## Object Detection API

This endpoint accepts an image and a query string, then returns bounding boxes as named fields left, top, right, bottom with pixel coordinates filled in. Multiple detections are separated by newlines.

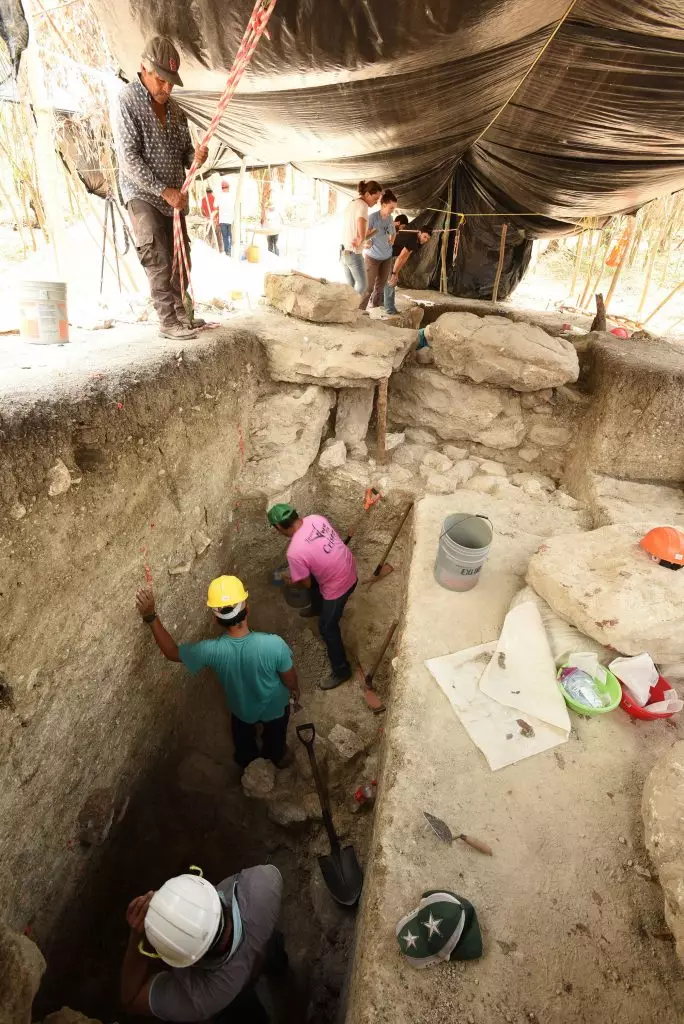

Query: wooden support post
left=492, top=222, right=508, bottom=302
left=439, top=178, right=453, bottom=294
left=569, top=225, right=586, bottom=300
left=642, top=279, right=684, bottom=327
left=604, top=217, right=635, bottom=313
left=233, top=155, right=247, bottom=260
left=376, top=377, right=389, bottom=465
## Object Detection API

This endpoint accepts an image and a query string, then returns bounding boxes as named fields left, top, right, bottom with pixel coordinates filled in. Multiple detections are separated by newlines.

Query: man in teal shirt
left=135, top=575, right=300, bottom=769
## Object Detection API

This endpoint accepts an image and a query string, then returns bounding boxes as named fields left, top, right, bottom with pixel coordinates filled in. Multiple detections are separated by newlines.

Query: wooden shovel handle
left=459, top=834, right=493, bottom=856
left=372, top=503, right=413, bottom=576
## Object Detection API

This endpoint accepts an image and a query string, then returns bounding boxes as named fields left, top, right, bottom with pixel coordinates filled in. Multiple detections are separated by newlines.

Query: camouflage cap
left=142, top=36, right=183, bottom=87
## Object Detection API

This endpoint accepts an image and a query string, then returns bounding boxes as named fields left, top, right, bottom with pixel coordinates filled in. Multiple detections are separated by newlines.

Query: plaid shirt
left=115, top=76, right=194, bottom=217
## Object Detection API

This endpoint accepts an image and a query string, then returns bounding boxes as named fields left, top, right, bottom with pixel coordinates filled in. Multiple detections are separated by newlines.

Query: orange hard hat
left=640, top=526, right=684, bottom=569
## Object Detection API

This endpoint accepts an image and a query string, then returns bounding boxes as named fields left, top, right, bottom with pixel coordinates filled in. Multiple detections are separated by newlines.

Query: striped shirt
left=115, top=76, right=194, bottom=216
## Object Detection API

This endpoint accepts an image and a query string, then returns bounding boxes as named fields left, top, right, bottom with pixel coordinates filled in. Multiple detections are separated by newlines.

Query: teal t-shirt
left=179, top=631, right=292, bottom=724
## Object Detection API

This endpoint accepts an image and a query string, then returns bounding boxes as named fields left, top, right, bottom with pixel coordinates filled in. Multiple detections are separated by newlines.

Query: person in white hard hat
left=121, top=864, right=285, bottom=1021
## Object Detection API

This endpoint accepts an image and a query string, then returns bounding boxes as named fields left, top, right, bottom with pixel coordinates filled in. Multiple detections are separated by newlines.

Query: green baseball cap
left=267, top=503, right=296, bottom=526
left=396, top=891, right=482, bottom=968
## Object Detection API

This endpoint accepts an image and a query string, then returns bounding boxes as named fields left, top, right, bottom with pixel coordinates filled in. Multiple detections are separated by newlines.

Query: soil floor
left=32, top=476, right=412, bottom=1024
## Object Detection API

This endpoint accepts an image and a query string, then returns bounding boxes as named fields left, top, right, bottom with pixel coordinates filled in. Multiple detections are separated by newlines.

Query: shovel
left=363, top=502, right=413, bottom=586
left=357, top=619, right=398, bottom=713
left=296, top=723, right=364, bottom=906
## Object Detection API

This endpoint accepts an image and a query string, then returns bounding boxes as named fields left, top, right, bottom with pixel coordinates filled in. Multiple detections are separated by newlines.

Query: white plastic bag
left=609, top=653, right=658, bottom=707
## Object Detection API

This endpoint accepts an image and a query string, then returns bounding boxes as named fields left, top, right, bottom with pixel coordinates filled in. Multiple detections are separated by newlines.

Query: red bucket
left=619, top=675, right=676, bottom=720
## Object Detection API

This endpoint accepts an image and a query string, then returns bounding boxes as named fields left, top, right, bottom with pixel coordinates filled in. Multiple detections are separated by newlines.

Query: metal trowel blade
left=423, top=811, right=453, bottom=844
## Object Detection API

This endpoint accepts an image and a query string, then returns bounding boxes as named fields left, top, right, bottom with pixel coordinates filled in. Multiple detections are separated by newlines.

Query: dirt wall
left=0, top=335, right=273, bottom=937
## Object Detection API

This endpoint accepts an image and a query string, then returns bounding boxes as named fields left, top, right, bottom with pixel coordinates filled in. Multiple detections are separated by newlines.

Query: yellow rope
left=468, top=0, right=581, bottom=151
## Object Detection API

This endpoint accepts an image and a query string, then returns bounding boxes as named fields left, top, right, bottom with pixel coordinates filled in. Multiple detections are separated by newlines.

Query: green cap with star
left=395, top=891, right=482, bottom=968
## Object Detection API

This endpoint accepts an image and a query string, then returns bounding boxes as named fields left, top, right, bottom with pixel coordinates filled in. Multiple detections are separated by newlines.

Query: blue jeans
left=220, top=222, right=232, bottom=256
left=341, top=250, right=366, bottom=294
left=384, top=282, right=398, bottom=314
left=310, top=577, right=357, bottom=678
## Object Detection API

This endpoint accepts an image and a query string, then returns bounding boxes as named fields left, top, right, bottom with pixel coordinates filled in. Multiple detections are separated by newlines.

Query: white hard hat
left=144, top=872, right=223, bottom=967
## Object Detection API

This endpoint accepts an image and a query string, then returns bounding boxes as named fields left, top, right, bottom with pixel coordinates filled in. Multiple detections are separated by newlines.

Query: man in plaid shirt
left=115, top=37, right=208, bottom=340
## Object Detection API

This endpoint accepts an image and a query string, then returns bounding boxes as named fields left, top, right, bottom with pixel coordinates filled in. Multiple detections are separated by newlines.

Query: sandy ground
left=347, top=492, right=684, bottom=1024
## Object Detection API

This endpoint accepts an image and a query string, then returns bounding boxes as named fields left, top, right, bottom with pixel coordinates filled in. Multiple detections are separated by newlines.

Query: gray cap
left=142, top=36, right=183, bottom=87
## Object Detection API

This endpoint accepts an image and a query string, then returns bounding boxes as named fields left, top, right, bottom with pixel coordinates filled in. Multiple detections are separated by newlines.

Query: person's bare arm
left=282, top=572, right=311, bottom=589
left=389, top=246, right=412, bottom=285
left=352, top=215, right=367, bottom=248
left=120, top=892, right=157, bottom=1016
left=279, top=666, right=300, bottom=701
left=136, top=587, right=181, bottom=662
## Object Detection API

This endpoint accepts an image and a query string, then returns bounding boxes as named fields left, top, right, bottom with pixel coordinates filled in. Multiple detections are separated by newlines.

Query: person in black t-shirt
left=385, top=227, right=432, bottom=314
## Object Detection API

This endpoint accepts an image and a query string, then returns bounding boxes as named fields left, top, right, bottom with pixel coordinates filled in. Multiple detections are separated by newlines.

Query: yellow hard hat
left=207, top=575, right=248, bottom=609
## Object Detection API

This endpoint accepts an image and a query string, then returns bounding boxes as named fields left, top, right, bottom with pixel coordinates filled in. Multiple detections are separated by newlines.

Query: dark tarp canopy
left=29, top=0, right=684, bottom=295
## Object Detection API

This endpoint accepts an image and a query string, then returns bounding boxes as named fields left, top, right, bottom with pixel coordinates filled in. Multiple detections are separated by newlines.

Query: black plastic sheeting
left=0, top=0, right=28, bottom=77
left=67, top=1, right=684, bottom=296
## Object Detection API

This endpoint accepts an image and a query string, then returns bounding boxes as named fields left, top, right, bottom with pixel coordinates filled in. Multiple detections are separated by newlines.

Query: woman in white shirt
left=340, top=180, right=382, bottom=294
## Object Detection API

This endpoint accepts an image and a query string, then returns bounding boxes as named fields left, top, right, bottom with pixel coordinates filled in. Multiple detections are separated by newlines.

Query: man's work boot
left=175, top=305, right=206, bottom=329
left=319, top=669, right=352, bottom=691
left=159, top=322, right=199, bottom=341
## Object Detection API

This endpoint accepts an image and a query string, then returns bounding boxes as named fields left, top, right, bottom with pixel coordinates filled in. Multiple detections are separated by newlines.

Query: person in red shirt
left=200, top=186, right=218, bottom=222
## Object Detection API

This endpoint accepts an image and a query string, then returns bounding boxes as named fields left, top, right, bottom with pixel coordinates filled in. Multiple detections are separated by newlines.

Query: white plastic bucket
left=19, top=280, right=69, bottom=344
left=434, top=513, right=493, bottom=592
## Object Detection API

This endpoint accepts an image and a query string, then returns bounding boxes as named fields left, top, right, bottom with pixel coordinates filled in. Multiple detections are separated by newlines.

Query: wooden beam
left=376, top=378, right=389, bottom=464
left=491, top=223, right=508, bottom=302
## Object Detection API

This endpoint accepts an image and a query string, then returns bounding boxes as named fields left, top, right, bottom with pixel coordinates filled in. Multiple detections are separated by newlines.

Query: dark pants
left=127, top=199, right=191, bottom=328
left=359, top=256, right=392, bottom=310
left=214, top=987, right=269, bottom=1024
left=220, top=222, right=232, bottom=256
left=310, top=578, right=357, bottom=679
left=231, top=705, right=290, bottom=769
left=267, top=234, right=279, bottom=255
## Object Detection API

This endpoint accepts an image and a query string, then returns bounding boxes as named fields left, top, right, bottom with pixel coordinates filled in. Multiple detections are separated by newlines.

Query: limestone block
left=442, top=445, right=469, bottom=462
left=427, top=312, right=579, bottom=392
left=319, top=439, right=347, bottom=469
left=421, top=451, right=453, bottom=475
left=349, top=441, right=368, bottom=460
left=423, top=470, right=458, bottom=495
left=479, top=460, right=507, bottom=477
left=255, top=308, right=415, bottom=388
left=335, top=387, right=374, bottom=444
left=404, top=427, right=439, bottom=445
left=0, top=922, right=45, bottom=1024
left=264, top=272, right=360, bottom=323
left=268, top=801, right=308, bottom=827
left=241, top=758, right=276, bottom=799
left=643, top=741, right=684, bottom=966
left=527, top=522, right=684, bottom=661
left=385, top=432, right=405, bottom=451
left=384, top=306, right=425, bottom=329
left=451, top=459, right=479, bottom=485
left=527, top=421, right=572, bottom=448
left=393, top=443, right=430, bottom=470
left=240, top=385, right=334, bottom=496
left=467, top=474, right=511, bottom=495
left=390, top=368, right=525, bottom=449
left=518, top=446, right=540, bottom=463
left=510, top=472, right=556, bottom=493
left=328, top=724, right=364, bottom=761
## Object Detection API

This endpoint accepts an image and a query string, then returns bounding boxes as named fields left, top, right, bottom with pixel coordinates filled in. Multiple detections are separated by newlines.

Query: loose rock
left=385, top=432, right=405, bottom=451
left=349, top=440, right=368, bottom=460
left=47, top=459, right=72, bottom=497
left=510, top=472, right=556, bottom=493
left=328, top=723, right=365, bottom=761
left=264, top=272, right=360, bottom=323
left=168, top=548, right=193, bottom=575
left=9, top=503, right=27, bottom=520
left=190, top=529, right=212, bottom=556
left=479, top=460, right=508, bottom=477
left=518, top=446, right=541, bottom=463
left=319, top=439, right=347, bottom=469
left=404, top=427, right=440, bottom=445
left=268, top=801, right=308, bottom=827
left=241, top=758, right=276, bottom=799
left=442, top=445, right=469, bottom=462
left=468, top=475, right=511, bottom=495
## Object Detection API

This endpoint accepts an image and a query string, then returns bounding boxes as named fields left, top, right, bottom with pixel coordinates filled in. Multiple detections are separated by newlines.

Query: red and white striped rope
left=172, top=0, right=277, bottom=300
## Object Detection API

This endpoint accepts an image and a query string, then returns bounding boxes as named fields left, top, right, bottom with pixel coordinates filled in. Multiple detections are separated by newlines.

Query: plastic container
left=557, top=663, right=622, bottom=717
left=283, top=584, right=311, bottom=609
left=620, top=675, right=677, bottom=721
left=246, top=244, right=261, bottom=263
left=19, top=280, right=69, bottom=344
left=434, top=513, right=492, bottom=592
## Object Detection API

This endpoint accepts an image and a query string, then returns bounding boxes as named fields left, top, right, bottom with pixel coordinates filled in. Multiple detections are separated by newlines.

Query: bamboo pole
left=578, top=227, right=602, bottom=309
left=376, top=377, right=389, bottom=465
left=491, top=222, right=508, bottom=302
left=604, top=218, right=635, bottom=313
left=637, top=214, right=668, bottom=316
left=642, top=279, right=684, bottom=326
left=233, top=155, right=247, bottom=259
left=439, top=178, right=453, bottom=294
left=569, top=224, right=586, bottom=299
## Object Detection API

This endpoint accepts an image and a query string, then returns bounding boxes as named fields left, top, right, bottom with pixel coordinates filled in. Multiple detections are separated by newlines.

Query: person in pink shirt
left=268, top=503, right=357, bottom=690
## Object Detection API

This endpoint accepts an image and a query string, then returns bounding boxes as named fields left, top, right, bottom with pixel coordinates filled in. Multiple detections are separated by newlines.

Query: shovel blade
left=318, top=845, right=364, bottom=906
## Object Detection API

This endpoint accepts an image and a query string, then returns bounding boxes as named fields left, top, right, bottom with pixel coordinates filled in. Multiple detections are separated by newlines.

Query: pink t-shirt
left=287, top=515, right=357, bottom=600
